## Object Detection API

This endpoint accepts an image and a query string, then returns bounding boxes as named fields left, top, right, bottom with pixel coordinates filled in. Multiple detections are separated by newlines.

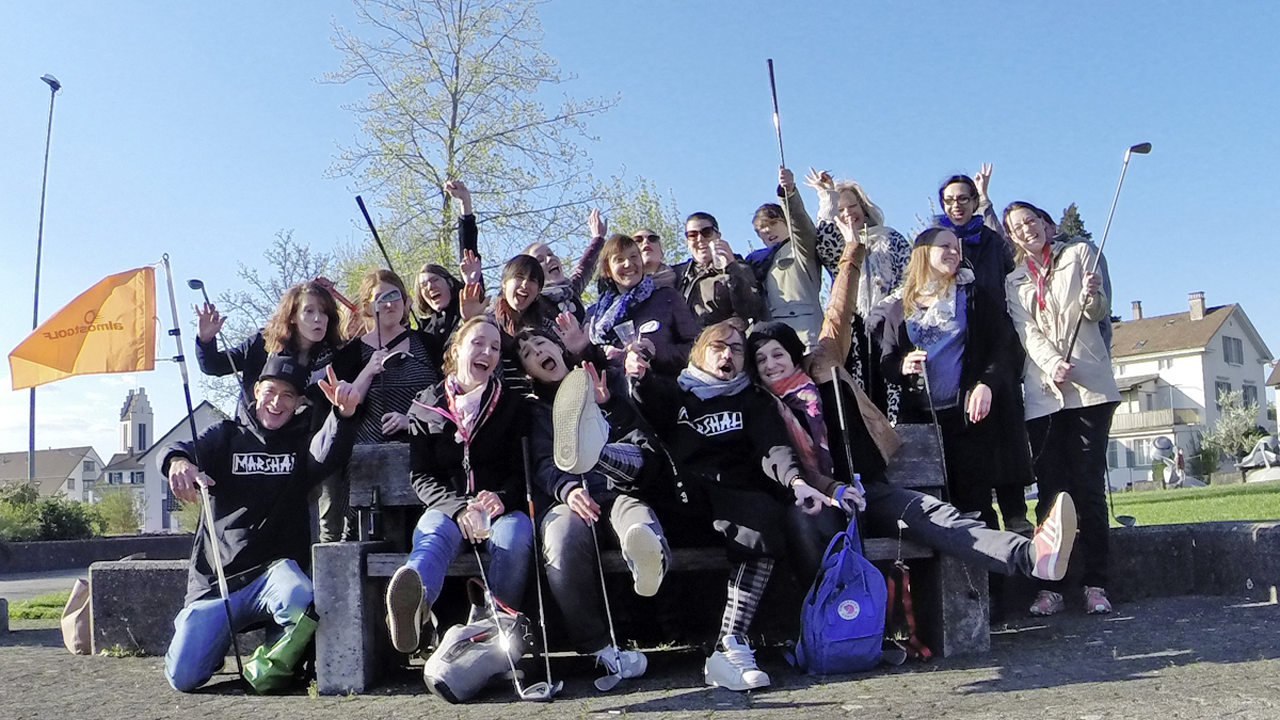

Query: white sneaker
left=704, top=635, right=770, bottom=691
left=622, top=523, right=666, bottom=597
left=595, top=645, right=648, bottom=679
left=553, top=367, right=609, bottom=474
left=386, top=566, right=430, bottom=654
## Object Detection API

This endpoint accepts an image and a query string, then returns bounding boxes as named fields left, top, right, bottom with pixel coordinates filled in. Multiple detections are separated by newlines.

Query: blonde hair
left=443, top=316, right=501, bottom=377
left=899, top=228, right=955, bottom=317
left=833, top=180, right=885, bottom=227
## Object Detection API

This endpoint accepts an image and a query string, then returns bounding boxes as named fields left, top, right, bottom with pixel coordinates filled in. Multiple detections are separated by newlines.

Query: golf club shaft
left=919, top=359, right=951, bottom=504
left=1063, top=150, right=1135, bottom=359
left=829, top=369, right=866, bottom=554
left=355, top=195, right=398, bottom=275
left=587, top=484, right=620, bottom=651
left=521, top=438, right=556, bottom=689
left=194, top=284, right=247, bottom=408
left=471, top=543, right=528, bottom=694
left=162, top=256, right=244, bottom=678
left=765, top=58, right=796, bottom=259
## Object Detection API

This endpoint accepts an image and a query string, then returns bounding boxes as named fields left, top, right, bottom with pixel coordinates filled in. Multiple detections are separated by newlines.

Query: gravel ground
left=4, top=594, right=1279, bottom=720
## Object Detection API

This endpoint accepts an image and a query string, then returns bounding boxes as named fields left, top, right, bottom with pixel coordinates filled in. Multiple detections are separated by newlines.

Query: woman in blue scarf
left=585, top=234, right=701, bottom=377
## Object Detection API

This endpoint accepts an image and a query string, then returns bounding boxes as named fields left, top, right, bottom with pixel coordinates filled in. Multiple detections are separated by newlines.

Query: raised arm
left=569, top=209, right=607, bottom=296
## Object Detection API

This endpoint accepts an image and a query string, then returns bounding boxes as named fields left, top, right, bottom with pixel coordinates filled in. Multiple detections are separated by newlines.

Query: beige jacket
left=1006, top=240, right=1120, bottom=420
left=805, top=241, right=901, bottom=469
left=763, top=188, right=823, bottom=350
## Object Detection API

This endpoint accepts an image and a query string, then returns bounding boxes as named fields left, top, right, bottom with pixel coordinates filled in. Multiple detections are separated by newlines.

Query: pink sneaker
left=1030, top=493, right=1077, bottom=581
left=1029, top=590, right=1064, bottom=616
left=1084, top=586, right=1112, bottom=614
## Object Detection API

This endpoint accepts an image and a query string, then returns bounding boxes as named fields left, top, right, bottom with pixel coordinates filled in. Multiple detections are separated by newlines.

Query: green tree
left=1204, top=389, right=1267, bottom=462
left=95, top=488, right=143, bottom=536
left=1058, top=203, right=1092, bottom=240
left=327, top=0, right=618, bottom=273
left=199, top=230, right=333, bottom=410
left=171, top=500, right=202, bottom=534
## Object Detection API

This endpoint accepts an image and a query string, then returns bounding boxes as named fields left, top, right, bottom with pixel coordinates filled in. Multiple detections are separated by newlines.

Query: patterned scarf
left=1024, top=243, right=1054, bottom=311
left=586, top=275, right=655, bottom=346
left=937, top=213, right=986, bottom=246
left=767, top=370, right=833, bottom=480
left=677, top=363, right=750, bottom=400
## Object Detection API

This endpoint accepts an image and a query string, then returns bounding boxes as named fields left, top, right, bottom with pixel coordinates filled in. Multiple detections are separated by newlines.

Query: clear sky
left=2, top=1, right=1277, bottom=464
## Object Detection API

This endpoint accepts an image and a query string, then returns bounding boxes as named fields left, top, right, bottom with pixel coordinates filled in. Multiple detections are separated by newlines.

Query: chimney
left=1189, top=291, right=1206, bottom=321
left=1131, top=301, right=1143, bottom=320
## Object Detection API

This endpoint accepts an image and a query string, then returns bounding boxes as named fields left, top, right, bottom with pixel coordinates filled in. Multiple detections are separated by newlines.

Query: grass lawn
left=1108, top=480, right=1280, bottom=526
left=8, top=589, right=71, bottom=620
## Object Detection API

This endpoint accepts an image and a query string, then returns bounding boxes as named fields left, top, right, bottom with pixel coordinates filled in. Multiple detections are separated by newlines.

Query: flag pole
left=160, top=254, right=245, bottom=680
left=29, top=74, right=62, bottom=481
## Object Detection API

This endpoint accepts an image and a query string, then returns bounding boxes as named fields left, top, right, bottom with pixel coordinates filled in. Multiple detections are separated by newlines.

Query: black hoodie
left=160, top=404, right=357, bottom=605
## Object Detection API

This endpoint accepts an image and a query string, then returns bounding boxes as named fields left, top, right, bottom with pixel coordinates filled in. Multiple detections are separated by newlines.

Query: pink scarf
left=768, top=371, right=834, bottom=482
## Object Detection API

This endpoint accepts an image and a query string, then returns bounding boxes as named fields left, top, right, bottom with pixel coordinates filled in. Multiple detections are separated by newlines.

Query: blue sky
left=2, top=1, right=1277, bottom=463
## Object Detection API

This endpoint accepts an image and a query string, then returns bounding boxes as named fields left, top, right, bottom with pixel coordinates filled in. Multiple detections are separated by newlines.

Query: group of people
left=162, top=164, right=1121, bottom=695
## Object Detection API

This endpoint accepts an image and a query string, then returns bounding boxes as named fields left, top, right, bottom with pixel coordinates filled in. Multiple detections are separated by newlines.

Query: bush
left=0, top=482, right=101, bottom=541
left=96, top=487, right=143, bottom=535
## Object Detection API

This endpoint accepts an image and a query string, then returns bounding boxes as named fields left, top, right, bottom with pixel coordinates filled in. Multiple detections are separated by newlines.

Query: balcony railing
left=1110, top=407, right=1201, bottom=432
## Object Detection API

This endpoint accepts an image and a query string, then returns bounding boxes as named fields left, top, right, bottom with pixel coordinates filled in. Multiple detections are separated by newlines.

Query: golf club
left=829, top=368, right=866, bottom=554
left=355, top=195, right=398, bottom=275
left=163, top=257, right=245, bottom=682
left=469, top=544, right=557, bottom=702
left=187, top=279, right=246, bottom=405
left=521, top=438, right=563, bottom=699
left=917, top=355, right=951, bottom=504
left=1063, top=142, right=1152, bottom=359
left=586, top=483, right=624, bottom=692
left=765, top=59, right=796, bottom=256
left=1106, top=479, right=1137, bottom=528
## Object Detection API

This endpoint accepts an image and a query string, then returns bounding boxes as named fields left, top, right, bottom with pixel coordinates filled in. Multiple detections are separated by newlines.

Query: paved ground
left=4, top=593, right=1279, bottom=719
left=0, top=568, right=86, bottom=601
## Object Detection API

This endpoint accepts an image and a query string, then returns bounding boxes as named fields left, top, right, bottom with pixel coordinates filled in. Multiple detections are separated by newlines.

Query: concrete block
left=1109, top=525, right=1197, bottom=602
left=90, top=559, right=188, bottom=656
left=314, top=541, right=390, bottom=695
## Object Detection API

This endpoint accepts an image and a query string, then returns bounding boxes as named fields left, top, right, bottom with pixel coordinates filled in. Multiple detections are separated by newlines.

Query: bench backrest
left=347, top=423, right=945, bottom=510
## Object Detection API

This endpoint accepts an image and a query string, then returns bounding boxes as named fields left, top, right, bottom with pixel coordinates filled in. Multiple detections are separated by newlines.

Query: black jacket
left=671, top=258, right=767, bottom=327
left=961, top=225, right=1015, bottom=308
left=160, top=406, right=358, bottom=605
left=405, top=378, right=529, bottom=521
left=589, top=285, right=701, bottom=377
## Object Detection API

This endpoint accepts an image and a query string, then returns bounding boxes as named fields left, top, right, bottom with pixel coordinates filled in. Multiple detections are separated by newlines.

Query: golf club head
left=1129, top=142, right=1153, bottom=154
left=594, top=672, right=623, bottom=692
left=41, top=74, right=61, bottom=92
left=1117, top=515, right=1138, bottom=527
left=381, top=351, right=412, bottom=371
left=519, top=680, right=562, bottom=702
left=187, top=279, right=205, bottom=290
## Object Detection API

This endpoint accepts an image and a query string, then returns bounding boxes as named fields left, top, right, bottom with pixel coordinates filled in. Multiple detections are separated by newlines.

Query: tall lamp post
left=29, top=74, right=62, bottom=481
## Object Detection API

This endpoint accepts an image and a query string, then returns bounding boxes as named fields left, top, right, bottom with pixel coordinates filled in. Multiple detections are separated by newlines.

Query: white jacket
left=1006, top=240, right=1120, bottom=420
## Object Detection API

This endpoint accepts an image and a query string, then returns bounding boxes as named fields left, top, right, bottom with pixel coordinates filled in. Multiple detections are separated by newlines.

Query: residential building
left=1107, top=292, right=1273, bottom=488
left=0, top=446, right=104, bottom=502
left=101, top=388, right=227, bottom=532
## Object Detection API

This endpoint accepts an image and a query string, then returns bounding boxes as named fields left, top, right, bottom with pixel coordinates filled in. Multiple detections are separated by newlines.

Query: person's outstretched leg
left=541, top=504, right=610, bottom=653
left=610, top=493, right=669, bottom=597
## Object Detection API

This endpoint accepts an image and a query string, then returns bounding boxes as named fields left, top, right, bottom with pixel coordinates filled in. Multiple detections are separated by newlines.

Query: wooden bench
left=313, top=424, right=989, bottom=695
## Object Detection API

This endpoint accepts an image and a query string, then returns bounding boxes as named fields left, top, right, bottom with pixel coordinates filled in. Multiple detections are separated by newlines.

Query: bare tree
left=327, top=0, right=617, bottom=275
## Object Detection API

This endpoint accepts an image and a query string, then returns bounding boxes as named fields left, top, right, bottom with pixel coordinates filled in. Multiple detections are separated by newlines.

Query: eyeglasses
left=685, top=226, right=718, bottom=241
left=373, top=289, right=403, bottom=305
left=708, top=340, right=744, bottom=356
left=633, top=234, right=660, bottom=243
left=1010, top=217, right=1041, bottom=236
left=941, top=195, right=974, bottom=207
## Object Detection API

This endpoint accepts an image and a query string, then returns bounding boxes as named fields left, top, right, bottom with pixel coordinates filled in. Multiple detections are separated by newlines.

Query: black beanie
left=746, top=321, right=806, bottom=379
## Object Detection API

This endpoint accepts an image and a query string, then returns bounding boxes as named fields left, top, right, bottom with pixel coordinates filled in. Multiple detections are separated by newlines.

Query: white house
left=1106, top=292, right=1273, bottom=488
left=100, top=388, right=226, bottom=532
left=0, top=446, right=104, bottom=502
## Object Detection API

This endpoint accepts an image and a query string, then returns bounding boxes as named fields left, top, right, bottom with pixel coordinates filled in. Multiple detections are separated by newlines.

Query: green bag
left=242, top=612, right=318, bottom=694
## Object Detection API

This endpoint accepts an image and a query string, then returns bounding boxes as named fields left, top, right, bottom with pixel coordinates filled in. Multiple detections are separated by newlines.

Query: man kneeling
left=161, top=356, right=361, bottom=692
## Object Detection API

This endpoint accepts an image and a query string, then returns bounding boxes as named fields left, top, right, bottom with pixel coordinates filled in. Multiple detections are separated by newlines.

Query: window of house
left=83, top=460, right=95, bottom=473
left=109, top=472, right=122, bottom=485
left=1243, top=383, right=1259, bottom=409
left=1223, top=336, right=1244, bottom=365
left=138, top=424, right=148, bottom=451
left=1107, top=440, right=1126, bottom=468
left=1131, top=438, right=1153, bottom=466
left=67, top=478, right=76, bottom=491
left=1216, top=380, right=1233, bottom=409
left=1116, top=364, right=1126, bottom=375
left=1157, top=358, right=1173, bottom=370
left=130, top=471, right=145, bottom=484
left=166, top=485, right=181, bottom=512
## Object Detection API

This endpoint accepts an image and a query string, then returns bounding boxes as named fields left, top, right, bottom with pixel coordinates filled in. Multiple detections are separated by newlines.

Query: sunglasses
left=373, top=289, right=403, bottom=305
left=633, top=233, right=661, bottom=243
left=684, top=227, right=718, bottom=240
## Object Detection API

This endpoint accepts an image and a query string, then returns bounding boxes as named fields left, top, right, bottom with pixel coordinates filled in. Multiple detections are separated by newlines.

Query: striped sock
left=595, top=443, right=645, bottom=486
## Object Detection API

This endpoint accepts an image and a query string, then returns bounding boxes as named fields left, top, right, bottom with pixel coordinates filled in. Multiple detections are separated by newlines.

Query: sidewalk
left=0, top=568, right=86, bottom=601
left=4, top=594, right=1279, bottom=720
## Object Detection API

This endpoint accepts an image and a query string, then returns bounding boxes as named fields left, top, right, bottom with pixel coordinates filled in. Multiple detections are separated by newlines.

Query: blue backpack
left=790, top=514, right=887, bottom=674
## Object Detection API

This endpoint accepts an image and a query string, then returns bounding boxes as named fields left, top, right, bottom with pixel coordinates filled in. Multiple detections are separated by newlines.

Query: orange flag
left=9, top=267, right=157, bottom=390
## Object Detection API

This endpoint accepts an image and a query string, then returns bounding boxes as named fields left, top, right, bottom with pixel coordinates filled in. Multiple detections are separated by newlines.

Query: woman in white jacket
left=1003, top=201, right=1120, bottom=618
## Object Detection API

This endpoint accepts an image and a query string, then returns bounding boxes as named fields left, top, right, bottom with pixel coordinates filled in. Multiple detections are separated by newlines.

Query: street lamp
left=29, top=74, right=62, bottom=481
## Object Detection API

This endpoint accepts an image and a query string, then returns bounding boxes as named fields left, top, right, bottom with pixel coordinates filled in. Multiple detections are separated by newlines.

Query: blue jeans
left=406, top=509, right=533, bottom=609
left=164, top=558, right=313, bottom=692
